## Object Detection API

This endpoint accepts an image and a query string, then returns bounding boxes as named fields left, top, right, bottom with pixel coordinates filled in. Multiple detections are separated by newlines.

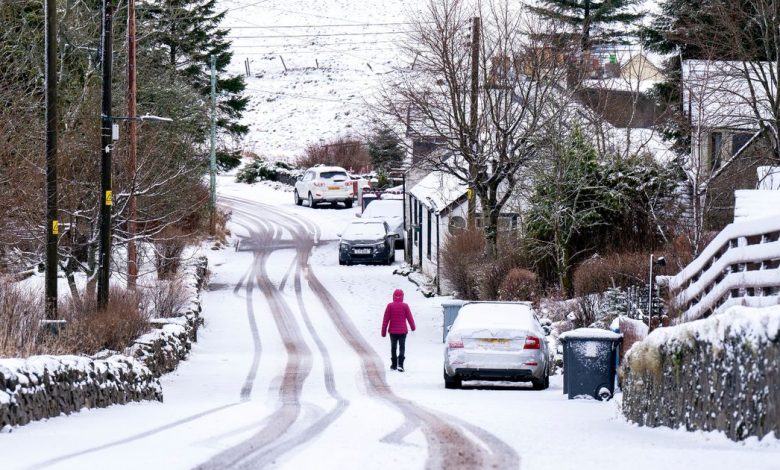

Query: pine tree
left=529, top=0, right=644, bottom=51
left=142, top=0, right=248, bottom=169
left=367, top=126, right=405, bottom=171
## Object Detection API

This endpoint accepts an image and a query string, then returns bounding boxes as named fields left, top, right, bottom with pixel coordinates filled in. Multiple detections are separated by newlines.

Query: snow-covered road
left=2, top=179, right=779, bottom=469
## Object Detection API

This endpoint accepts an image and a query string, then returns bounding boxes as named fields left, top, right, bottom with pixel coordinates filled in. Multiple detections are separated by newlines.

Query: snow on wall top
left=627, top=305, right=780, bottom=358
left=734, top=190, right=780, bottom=222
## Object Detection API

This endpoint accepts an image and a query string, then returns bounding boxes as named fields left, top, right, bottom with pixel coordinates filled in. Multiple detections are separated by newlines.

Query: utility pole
left=467, top=16, right=480, bottom=228
left=127, top=0, right=138, bottom=290
left=97, top=0, right=114, bottom=309
left=209, top=55, right=217, bottom=234
left=44, top=0, right=58, bottom=319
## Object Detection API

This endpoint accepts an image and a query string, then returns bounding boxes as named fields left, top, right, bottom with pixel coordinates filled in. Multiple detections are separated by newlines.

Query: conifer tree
left=367, top=126, right=405, bottom=171
left=142, top=0, right=248, bottom=169
left=529, top=0, right=644, bottom=51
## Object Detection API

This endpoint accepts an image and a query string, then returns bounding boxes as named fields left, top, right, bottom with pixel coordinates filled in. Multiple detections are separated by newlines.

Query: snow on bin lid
left=559, top=328, right=623, bottom=341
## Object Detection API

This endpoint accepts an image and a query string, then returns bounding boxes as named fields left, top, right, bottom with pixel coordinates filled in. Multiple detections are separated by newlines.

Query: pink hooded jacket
left=382, top=289, right=416, bottom=337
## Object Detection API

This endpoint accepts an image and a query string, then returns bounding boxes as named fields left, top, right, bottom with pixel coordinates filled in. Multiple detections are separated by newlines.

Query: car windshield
left=342, top=222, right=386, bottom=239
left=363, top=200, right=402, bottom=218
left=319, top=171, right=348, bottom=180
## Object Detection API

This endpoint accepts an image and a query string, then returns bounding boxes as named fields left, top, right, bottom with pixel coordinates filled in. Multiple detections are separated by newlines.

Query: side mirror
left=336, top=233, right=341, bottom=238
left=542, top=325, right=551, bottom=336
left=393, top=233, right=401, bottom=239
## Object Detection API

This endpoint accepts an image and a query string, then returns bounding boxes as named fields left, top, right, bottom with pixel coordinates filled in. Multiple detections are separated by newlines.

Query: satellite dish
left=448, top=216, right=466, bottom=234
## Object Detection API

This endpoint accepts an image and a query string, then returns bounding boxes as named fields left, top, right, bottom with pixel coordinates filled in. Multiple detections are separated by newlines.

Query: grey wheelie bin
left=559, top=328, right=622, bottom=400
left=441, top=300, right=467, bottom=342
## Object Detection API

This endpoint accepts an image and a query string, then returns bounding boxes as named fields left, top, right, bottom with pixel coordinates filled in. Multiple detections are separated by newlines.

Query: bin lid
left=560, top=327, right=623, bottom=342
left=441, top=300, right=467, bottom=308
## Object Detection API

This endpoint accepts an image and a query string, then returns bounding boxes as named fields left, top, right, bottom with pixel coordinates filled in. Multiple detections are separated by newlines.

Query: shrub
left=478, top=245, right=525, bottom=300
left=0, top=280, right=43, bottom=357
left=297, top=136, right=371, bottom=171
left=146, top=278, right=189, bottom=318
left=498, top=268, right=539, bottom=302
left=573, top=252, right=649, bottom=297
left=46, top=288, right=150, bottom=355
left=153, top=228, right=189, bottom=279
left=236, top=157, right=299, bottom=184
left=441, top=229, right=484, bottom=300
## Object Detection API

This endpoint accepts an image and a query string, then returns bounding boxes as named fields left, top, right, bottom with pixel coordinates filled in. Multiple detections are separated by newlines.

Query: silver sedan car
left=443, top=302, right=551, bottom=390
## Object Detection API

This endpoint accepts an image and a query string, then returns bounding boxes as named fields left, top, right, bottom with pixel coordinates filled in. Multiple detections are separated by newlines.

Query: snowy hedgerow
left=236, top=158, right=299, bottom=185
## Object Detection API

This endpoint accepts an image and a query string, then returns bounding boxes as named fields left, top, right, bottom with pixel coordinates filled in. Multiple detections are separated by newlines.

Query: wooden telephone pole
left=127, top=0, right=138, bottom=289
left=97, top=0, right=114, bottom=309
left=44, top=0, right=58, bottom=318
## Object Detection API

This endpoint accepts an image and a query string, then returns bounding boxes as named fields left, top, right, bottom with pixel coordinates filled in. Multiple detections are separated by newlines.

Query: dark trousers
left=390, top=333, right=407, bottom=367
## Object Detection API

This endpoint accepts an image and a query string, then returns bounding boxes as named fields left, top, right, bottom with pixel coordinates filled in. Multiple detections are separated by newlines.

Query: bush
left=498, top=268, right=539, bottom=302
left=297, top=136, right=371, bottom=171
left=46, top=288, right=150, bottom=355
left=0, top=280, right=43, bottom=357
left=441, top=229, right=484, bottom=300
left=573, top=252, right=649, bottom=297
left=153, top=228, right=189, bottom=279
left=146, top=279, right=189, bottom=318
left=478, top=245, right=525, bottom=300
left=236, top=157, right=299, bottom=184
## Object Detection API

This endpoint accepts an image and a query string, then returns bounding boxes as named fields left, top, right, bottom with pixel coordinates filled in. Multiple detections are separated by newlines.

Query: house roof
left=408, top=170, right=468, bottom=215
left=682, top=60, right=775, bottom=130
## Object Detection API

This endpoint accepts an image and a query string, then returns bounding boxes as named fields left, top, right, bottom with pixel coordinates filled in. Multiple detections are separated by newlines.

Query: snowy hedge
left=0, top=255, right=208, bottom=428
left=621, top=306, right=780, bottom=441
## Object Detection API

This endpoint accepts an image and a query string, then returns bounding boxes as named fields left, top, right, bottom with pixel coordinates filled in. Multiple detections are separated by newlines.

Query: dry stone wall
left=621, top=306, right=780, bottom=441
left=0, top=255, right=208, bottom=429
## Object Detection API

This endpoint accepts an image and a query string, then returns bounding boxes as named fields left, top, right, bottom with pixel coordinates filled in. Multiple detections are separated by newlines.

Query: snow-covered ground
left=2, top=178, right=778, bottom=469
left=221, top=0, right=422, bottom=159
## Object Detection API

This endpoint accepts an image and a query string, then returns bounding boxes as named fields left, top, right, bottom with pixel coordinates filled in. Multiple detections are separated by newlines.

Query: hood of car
left=341, top=236, right=383, bottom=244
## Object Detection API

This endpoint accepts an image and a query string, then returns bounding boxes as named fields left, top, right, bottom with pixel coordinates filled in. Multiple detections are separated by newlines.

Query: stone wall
left=621, top=306, right=780, bottom=441
left=0, top=255, right=208, bottom=429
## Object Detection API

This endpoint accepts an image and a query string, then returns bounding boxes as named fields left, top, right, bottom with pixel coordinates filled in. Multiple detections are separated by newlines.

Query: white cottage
left=406, top=170, right=469, bottom=291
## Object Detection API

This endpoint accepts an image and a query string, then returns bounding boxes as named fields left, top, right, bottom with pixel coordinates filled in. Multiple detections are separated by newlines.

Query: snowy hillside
left=220, top=0, right=425, bottom=160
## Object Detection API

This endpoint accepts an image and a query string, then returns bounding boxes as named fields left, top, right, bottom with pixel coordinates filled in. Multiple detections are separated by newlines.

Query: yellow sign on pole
left=52, top=220, right=59, bottom=235
left=467, top=188, right=474, bottom=200
left=106, top=190, right=113, bottom=206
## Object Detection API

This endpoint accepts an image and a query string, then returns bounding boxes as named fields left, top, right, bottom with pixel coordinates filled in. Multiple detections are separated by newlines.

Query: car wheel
left=308, top=193, right=316, bottom=208
left=344, top=199, right=353, bottom=209
left=444, top=370, right=462, bottom=389
left=390, top=251, right=396, bottom=263
left=294, top=190, right=302, bottom=206
left=339, top=257, right=346, bottom=266
left=532, top=368, right=550, bottom=390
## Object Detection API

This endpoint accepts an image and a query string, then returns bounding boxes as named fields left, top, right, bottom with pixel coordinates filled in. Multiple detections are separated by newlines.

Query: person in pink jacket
left=381, top=289, right=416, bottom=372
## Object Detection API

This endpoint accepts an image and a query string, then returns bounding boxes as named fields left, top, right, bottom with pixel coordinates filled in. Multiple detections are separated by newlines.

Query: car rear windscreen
left=319, top=171, right=348, bottom=180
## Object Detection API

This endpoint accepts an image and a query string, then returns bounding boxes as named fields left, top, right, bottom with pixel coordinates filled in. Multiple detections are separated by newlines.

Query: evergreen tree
left=367, top=126, right=405, bottom=171
left=529, top=0, right=644, bottom=51
left=142, top=0, right=248, bottom=170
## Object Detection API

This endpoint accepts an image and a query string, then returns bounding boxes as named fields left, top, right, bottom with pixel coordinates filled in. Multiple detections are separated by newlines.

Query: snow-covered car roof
left=310, top=166, right=348, bottom=174
left=453, top=302, right=538, bottom=332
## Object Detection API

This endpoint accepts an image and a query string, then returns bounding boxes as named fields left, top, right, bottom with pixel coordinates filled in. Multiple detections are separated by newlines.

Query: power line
left=228, top=22, right=417, bottom=29
left=234, top=48, right=397, bottom=54
left=223, top=0, right=271, bottom=13
left=228, top=31, right=409, bottom=39
left=230, top=40, right=396, bottom=48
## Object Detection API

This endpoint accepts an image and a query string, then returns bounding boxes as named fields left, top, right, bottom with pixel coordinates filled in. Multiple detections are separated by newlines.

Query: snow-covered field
left=221, top=0, right=422, bottom=159
left=2, top=177, right=778, bottom=469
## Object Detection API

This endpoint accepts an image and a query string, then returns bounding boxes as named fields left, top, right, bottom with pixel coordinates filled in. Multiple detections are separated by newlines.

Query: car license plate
left=328, top=186, right=341, bottom=190
left=353, top=248, right=371, bottom=255
left=480, top=338, right=510, bottom=344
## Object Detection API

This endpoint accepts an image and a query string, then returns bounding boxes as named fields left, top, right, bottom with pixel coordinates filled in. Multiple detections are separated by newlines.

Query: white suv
left=294, top=166, right=354, bottom=208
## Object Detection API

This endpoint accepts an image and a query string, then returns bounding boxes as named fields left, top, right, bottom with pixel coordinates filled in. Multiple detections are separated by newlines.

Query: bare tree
left=383, top=0, right=577, bottom=256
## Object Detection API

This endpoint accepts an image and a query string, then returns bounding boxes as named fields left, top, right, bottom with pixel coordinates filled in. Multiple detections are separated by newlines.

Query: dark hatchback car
left=338, top=220, right=399, bottom=265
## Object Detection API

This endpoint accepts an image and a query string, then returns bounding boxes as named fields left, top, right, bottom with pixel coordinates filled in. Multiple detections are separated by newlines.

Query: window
left=426, top=210, right=432, bottom=260
left=710, top=132, right=723, bottom=170
left=732, top=133, right=752, bottom=157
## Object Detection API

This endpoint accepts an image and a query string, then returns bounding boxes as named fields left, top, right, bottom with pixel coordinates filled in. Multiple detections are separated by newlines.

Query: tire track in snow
left=198, top=206, right=315, bottom=469
left=231, top=196, right=521, bottom=469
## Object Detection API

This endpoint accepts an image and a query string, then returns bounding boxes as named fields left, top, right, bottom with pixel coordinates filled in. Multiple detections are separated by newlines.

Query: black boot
left=390, top=357, right=397, bottom=370
left=398, top=356, right=405, bottom=372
